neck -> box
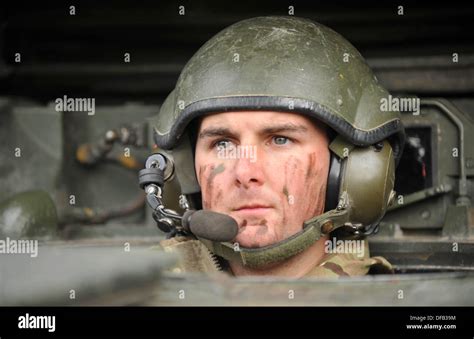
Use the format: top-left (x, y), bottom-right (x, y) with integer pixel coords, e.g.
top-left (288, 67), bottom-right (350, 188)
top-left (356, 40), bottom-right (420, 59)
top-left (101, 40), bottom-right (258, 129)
top-left (229, 235), bottom-right (329, 278)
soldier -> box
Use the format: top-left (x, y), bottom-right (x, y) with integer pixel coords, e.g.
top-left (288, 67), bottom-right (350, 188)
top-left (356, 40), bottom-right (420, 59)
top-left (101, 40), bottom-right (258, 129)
top-left (152, 16), bottom-right (405, 277)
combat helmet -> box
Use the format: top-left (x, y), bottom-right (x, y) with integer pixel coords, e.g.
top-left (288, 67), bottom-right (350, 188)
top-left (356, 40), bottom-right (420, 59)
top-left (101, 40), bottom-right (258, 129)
top-left (150, 16), bottom-right (405, 267)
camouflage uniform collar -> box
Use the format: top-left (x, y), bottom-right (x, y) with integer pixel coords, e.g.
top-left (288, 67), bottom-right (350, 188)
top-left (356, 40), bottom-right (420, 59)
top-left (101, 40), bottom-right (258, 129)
top-left (306, 239), bottom-right (393, 277)
top-left (159, 236), bottom-right (393, 277)
top-left (159, 236), bottom-right (223, 274)
top-left (306, 252), bottom-right (393, 277)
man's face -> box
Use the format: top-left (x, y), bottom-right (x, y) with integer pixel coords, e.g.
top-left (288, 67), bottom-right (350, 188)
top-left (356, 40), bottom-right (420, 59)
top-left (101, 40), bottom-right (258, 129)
top-left (194, 111), bottom-right (330, 248)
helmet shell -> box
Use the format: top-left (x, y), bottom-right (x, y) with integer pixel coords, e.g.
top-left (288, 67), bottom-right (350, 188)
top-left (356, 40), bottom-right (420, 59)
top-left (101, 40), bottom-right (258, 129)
top-left (153, 16), bottom-right (404, 158)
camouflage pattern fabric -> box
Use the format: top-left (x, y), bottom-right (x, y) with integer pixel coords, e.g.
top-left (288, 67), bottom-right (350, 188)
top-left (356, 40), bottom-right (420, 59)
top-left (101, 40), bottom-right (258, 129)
top-left (157, 236), bottom-right (393, 276)
top-left (307, 240), bottom-right (394, 276)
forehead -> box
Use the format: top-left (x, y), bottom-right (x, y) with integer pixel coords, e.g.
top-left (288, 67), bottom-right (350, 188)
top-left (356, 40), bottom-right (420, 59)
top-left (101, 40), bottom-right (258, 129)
top-left (198, 111), bottom-right (323, 131)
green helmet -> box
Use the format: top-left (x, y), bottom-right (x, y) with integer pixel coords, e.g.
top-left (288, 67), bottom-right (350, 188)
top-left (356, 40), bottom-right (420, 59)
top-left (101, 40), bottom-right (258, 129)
top-left (151, 16), bottom-right (404, 267)
top-left (0, 190), bottom-right (58, 239)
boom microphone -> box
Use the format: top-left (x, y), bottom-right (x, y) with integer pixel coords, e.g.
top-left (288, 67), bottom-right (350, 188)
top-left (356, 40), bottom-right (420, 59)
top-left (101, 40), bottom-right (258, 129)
top-left (182, 210), bottom-right (239, 242)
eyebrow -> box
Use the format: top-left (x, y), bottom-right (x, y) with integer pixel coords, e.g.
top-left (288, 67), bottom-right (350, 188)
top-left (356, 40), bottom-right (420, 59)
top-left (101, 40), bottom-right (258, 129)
top-left (261, 123), bottom-right (308, 135)
top-left (198, 127), bottom-right (237, 139)
top-left (198, 123), bottom-right (308, 139)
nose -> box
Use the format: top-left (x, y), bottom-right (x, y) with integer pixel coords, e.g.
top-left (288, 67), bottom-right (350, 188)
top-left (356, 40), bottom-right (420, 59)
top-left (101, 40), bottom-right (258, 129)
top-left (233, 155), bottom-right (265, 189)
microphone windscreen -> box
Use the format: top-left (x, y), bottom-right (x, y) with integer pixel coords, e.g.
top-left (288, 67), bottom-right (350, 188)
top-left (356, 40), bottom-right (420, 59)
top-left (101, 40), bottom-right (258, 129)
top-left (183, 210), bottom-right (238, 242)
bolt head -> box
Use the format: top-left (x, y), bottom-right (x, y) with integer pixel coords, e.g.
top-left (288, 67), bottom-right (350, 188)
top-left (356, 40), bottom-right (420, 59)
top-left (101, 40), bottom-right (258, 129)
top-left (321, 220), bottom-right (334, 234)
top-left (146, 185), bottom-right (157, 195)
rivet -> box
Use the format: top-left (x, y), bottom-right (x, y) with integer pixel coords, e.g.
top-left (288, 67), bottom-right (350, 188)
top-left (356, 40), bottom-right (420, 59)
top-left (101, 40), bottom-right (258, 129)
top-left (321, 220), bottom-right (334, 234)
top-left (374, 142), bottom-right (384, 151)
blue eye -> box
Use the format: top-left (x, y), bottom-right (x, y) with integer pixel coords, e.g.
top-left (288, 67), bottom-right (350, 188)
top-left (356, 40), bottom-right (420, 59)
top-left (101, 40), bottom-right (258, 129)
top-left (273, 136), bottom-right (290, 145)
top-left (215, 140), bottom-right (233, 150)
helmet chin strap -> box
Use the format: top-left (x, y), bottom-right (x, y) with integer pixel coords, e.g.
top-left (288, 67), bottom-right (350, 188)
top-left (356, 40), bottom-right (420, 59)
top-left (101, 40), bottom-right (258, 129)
top-left (198, 208), bottom-right (349, 268)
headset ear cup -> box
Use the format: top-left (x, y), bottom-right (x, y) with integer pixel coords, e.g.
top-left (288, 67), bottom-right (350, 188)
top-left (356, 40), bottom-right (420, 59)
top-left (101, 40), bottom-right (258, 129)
top-left (325, 152), bottom-right (342, 212)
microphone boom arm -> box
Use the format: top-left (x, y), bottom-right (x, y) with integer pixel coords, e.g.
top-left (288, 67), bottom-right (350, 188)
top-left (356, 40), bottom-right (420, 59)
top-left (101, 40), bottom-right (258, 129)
top-left (139, 153), bottom-right (187, 234)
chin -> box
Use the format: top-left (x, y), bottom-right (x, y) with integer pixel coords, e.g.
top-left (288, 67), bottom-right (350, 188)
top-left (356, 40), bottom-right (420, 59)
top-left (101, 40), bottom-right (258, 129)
top-left (235, 227), bottom-right (278, 249)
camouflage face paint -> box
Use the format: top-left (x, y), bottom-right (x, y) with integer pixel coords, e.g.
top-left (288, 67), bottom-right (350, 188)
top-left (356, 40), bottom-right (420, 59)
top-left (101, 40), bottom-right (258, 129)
top-left (303, 152), bottom-right (326, 218)
top-left (201, 163), bottom-right (225, 209)
top-left (283, 186), bottom-right (289, 201)
top-left (238, 219), bottom-right (248, 234)
top-left (256, 219), bottom-right (268, 236)
top-left (281, 155), bottom-right (300, 233)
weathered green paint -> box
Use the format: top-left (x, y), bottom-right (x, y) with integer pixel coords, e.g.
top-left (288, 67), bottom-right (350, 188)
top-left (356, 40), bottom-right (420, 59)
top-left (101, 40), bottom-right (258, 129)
top-left (153, 16), bottom-right (403, 148)
top-left (342, 140), bottom-right (395, 225)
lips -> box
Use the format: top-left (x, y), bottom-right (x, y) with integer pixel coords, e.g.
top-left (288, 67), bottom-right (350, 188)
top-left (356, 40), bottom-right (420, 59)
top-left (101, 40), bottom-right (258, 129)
top-left (232, 203), bottom-right (273, 219)
top-left (233, 203), bottom-right (272, 211)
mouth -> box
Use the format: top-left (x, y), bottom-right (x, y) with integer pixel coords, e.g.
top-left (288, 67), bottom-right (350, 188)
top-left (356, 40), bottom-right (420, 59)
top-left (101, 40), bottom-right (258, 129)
top-left (232, 204), bottom-right (273, 217)
top-left (234, 203), bottom-right (272, 210)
